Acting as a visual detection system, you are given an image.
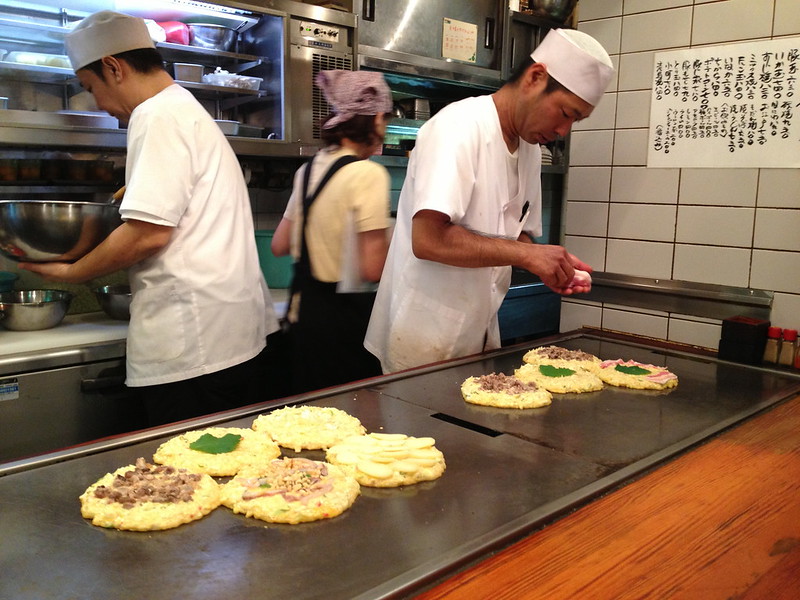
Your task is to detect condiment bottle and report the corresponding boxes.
[779,329,798,367]
[763,326,782,364]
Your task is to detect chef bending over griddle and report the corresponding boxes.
[365,29,614,373]
[21,11,278,424]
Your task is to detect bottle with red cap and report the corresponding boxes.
[763,326,781,364]
[779,329,797,367]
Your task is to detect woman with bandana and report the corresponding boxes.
[271,70,393,394]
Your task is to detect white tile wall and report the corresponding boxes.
[577,0,623,21]
[602,306,669,339]
[569,130,615,166]
[575,92,617,131]
[675,206,755,247]
[611,129,649,165]
[610,167,679,204]
[566,167,612,201]
[751,250,800,294]
[692,0,775,45]
[678,169,759,207]
[564,235,607,270]
[770,293,800,332]
[757,170,800,208]
[615,90,651,129]
[754,210,800,251]
[608,203,677,241]
[668,315,722,350]
[775,0,800,36]
[617,51,655,91]
[565,201,609,236]
[560,299,602,331]
[606,239,674,278]
[673,245,752,287]
[563,0,800,341]
[620,8,692,53]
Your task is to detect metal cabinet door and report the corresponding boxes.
[357,0,503,69]
[0,360,146,463]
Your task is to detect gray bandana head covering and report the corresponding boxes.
[316,70,392,129]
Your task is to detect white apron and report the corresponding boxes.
[365,95,542,373]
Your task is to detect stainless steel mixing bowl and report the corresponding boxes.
[0,200,122,262]
[0,289,73,330]
[188,23,236,51]
[531,0,578,21]
[94,284,131,320]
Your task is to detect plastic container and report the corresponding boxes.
[763,326,781,363]
[779,329,797,366]
[203,71,262,90]
[0,271,17,292]
[255,230,293,289]
[214,119,239,136]
[173,62,203,82]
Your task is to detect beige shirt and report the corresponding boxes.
[284,147,390,282]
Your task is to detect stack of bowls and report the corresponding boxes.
[0,289,73,330]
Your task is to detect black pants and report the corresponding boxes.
[140,349,267,427]
[288,280,381,394]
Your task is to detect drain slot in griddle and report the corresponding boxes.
[432,413,503,437]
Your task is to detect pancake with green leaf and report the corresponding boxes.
[522,345,602,374]
[153,427,281,476]
[515,362,604,394]
[597,359,678,390]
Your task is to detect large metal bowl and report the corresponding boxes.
[0,200,122,263]
[188,23,236,51]
[531,0,578,21]
[0,289,73,330]
[94,284,131,320]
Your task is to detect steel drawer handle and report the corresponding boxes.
[80,375,126,393]
[484,17,495,50]
[362,0,375,22]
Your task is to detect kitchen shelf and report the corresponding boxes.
[0,16,72,46]
[157,42,265,72]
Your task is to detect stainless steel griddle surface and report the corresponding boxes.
[2,333,799,600]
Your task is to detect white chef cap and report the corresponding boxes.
[530,29,614,107]
[65,11,155,72]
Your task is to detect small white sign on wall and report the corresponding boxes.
[442,17,477,63]
[647,37,800,168]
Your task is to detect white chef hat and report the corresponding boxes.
[530,29,614,107]
[65,11,155,72]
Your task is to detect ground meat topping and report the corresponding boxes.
[476,373,540,394]
[92,457,202,509]
[534,346,596,361]
[241,457,332,503]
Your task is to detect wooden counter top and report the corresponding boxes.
[416,393,800,599]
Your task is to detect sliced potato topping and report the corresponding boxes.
[328,433,443,478]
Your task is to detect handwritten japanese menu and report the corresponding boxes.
[442,17,477,64]
[647,37,799,168]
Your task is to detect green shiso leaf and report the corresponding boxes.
[615,365,651,376]
[539,364,575,378]
[189,433,242,454]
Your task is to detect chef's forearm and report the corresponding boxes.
[70,220,172,281]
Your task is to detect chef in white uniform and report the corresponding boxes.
[365,29,614,373]
[21,11,278,424]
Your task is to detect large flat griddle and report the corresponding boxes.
[2,333,799,600]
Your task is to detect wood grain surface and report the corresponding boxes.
[416,395,800,599]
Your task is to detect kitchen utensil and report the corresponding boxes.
[108,185,126,206]
[173,62,203,82]
[530,0,578,22]
[188,23,236,51]
[0,270,17,292]
[0,200,123,262]
[0,289,73,330]
[94,284,131,320]
[214,120,240,135]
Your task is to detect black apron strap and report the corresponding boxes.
[291,154,360,300]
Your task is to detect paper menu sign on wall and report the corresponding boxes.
[647,37,800,168]
[442,17,477,63]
